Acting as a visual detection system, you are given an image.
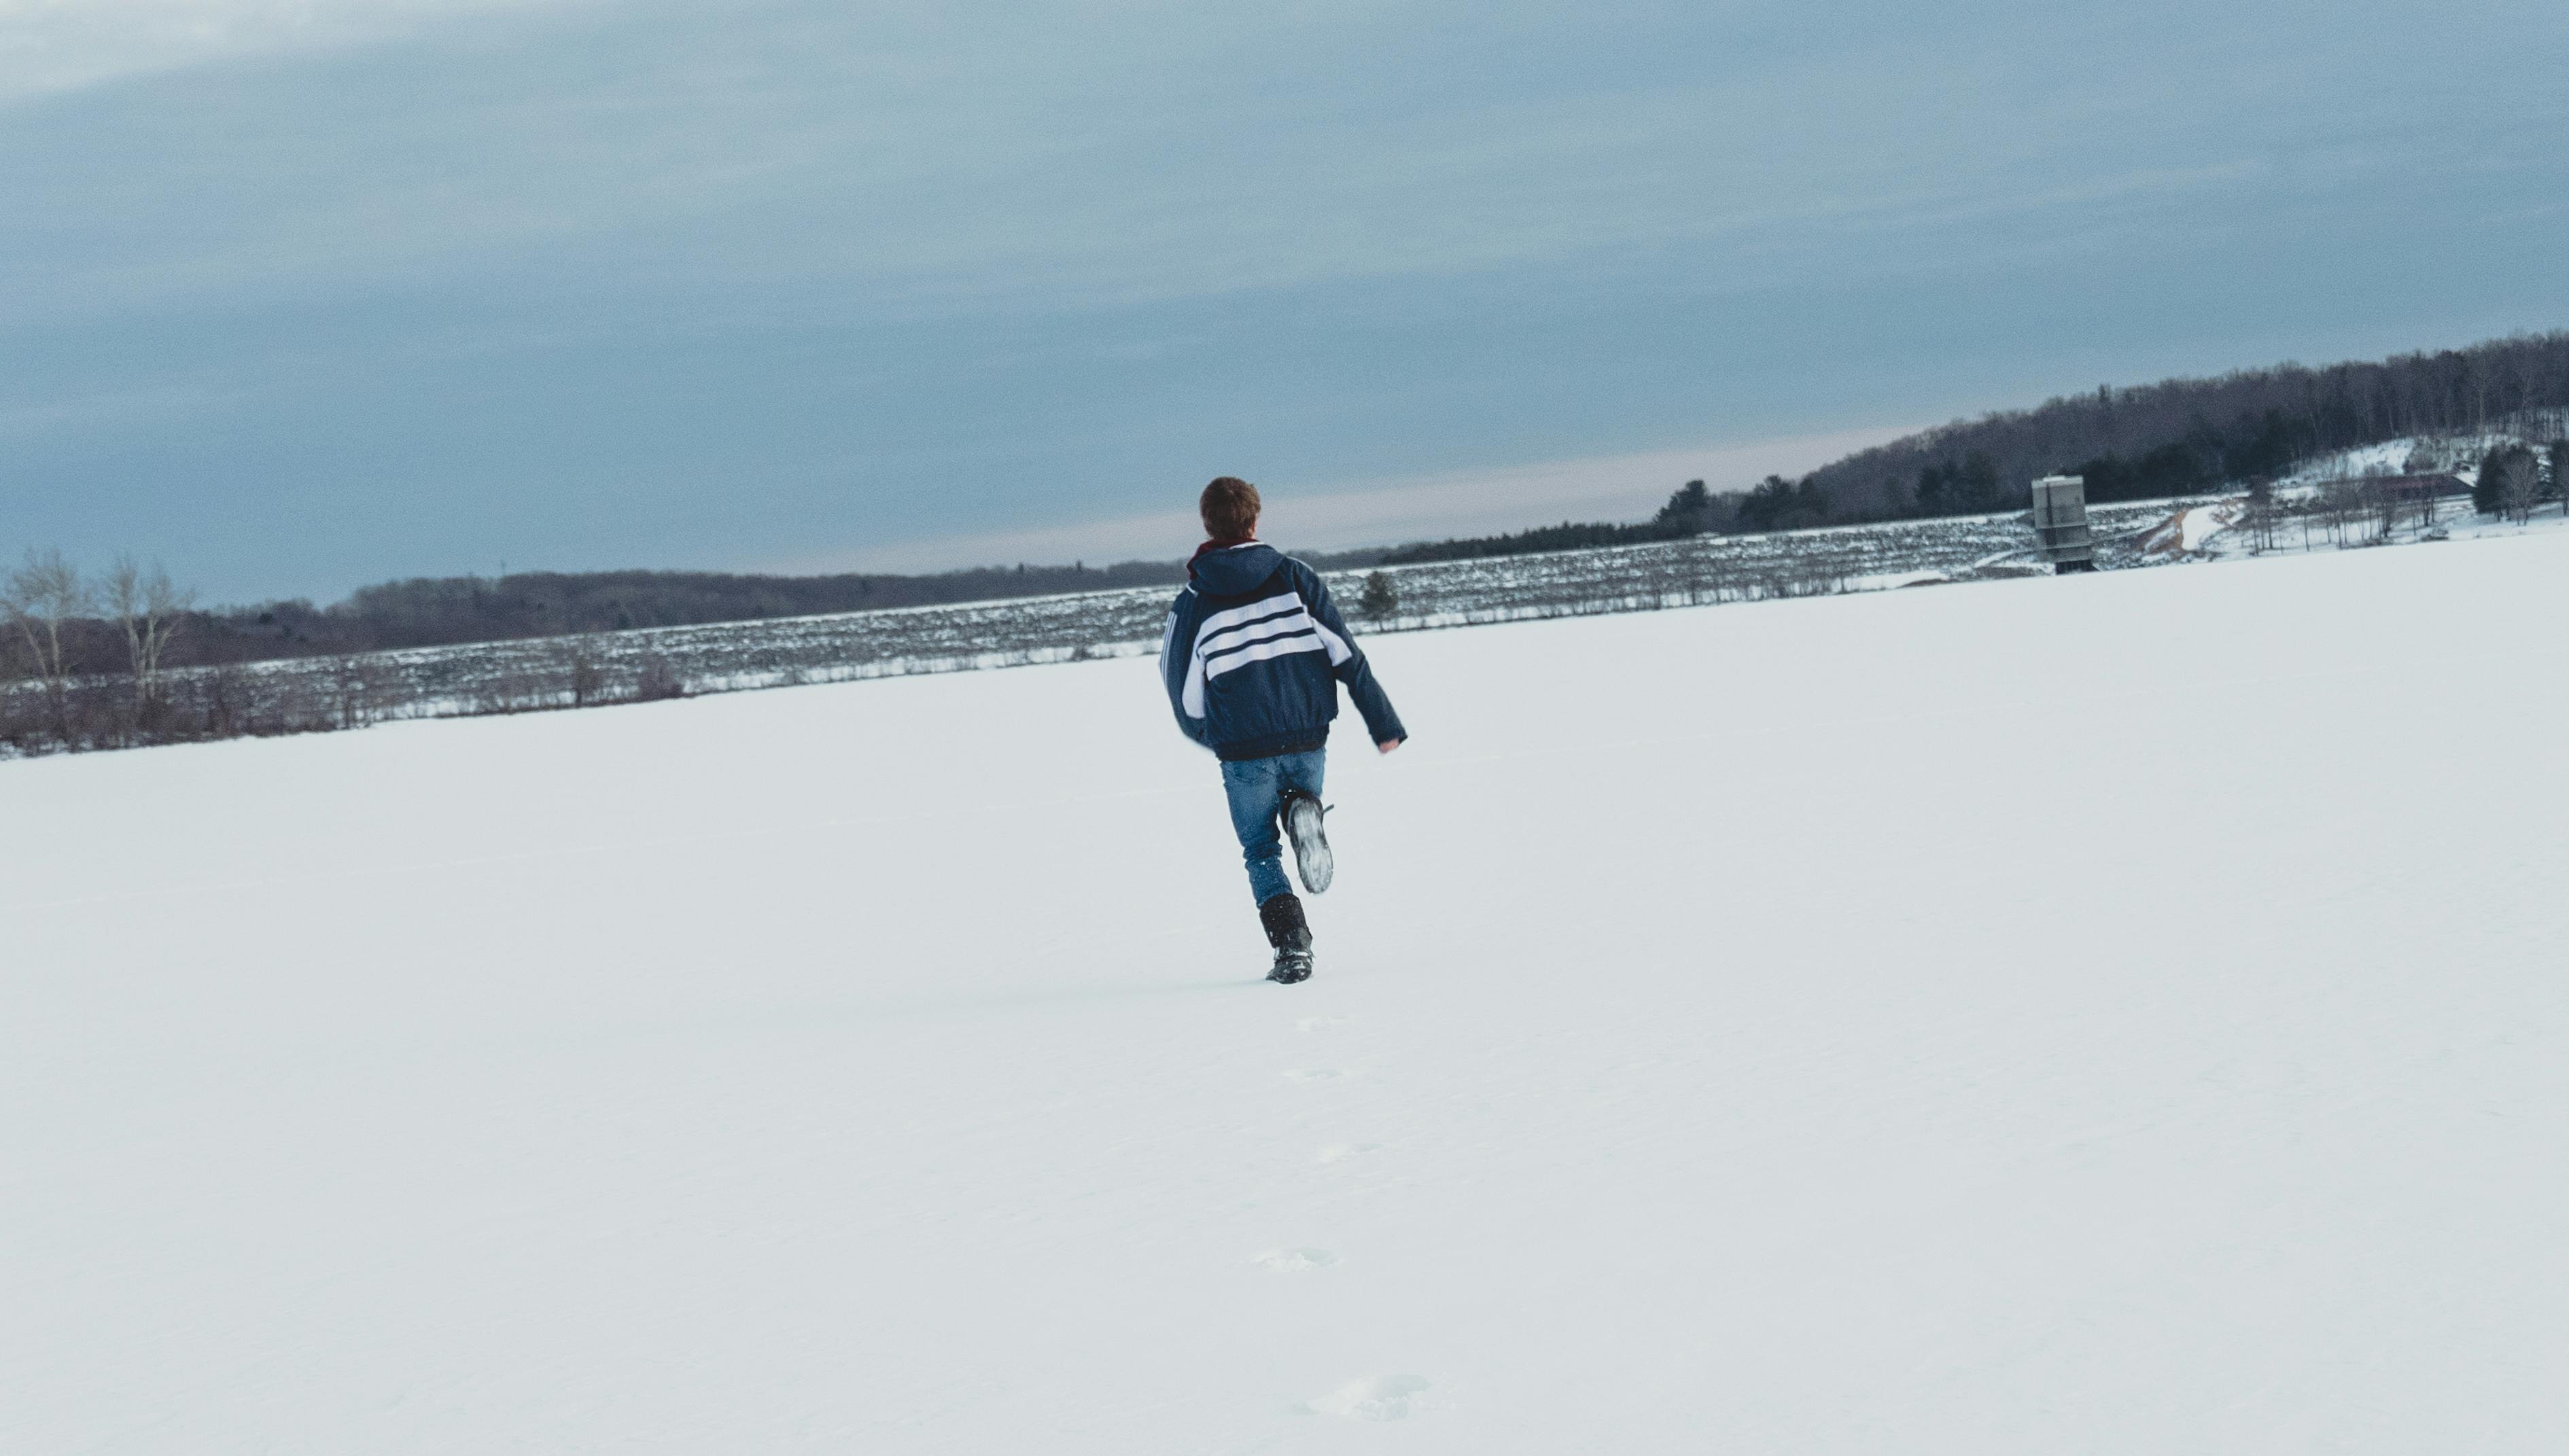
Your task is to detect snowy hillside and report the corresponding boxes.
[6,531,2569,1451]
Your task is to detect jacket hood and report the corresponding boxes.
[1186,541,1286,597]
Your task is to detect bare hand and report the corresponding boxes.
[1377,738,1404,754]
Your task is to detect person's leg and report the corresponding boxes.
[1276,748,1333,893]
[1277,747,1327,802]
[1220,756,1294,906]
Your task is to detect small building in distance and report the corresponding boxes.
[2353,473,2467,504]
[2332,473,2467,533]
[2030,475,2095,573]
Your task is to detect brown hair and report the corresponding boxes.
[1199,476,1261,541]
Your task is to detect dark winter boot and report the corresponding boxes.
[1259,892,1314,984]
[1280,789,1333,895]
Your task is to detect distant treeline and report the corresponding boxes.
[5,550,1419,683]
[1370,468,1881,565]
[250,561,1187,656]
[1375,331,2569,565]
[217,548,1451,664]
[179,544,1417,667]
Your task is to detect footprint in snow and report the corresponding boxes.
[1252,1247,1339,1273]
[1284,1068,1350,1082]
[1315,1142,1380,1164]
[1295,1016,1349,1032]
[1301,1374,1431,1422]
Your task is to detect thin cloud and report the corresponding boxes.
[0,0,582,102]
[784,425,1915,575]
[0,1,2335,326]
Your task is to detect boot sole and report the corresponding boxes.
[1284,795,1333,895]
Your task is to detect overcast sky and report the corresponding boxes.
[3,0,2564,602]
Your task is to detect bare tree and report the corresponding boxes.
[2371,478,2406,539]
[3,548,97,746]
[2315,480,2361,547]
[104,555,196,730]
[633,654,686,701]
[201,659,246,739]
[324,653,376,730]
[1357,571,1399,624]
[2487,446,2542,525]
[2243,476,2278,553]
[558,634,608,707]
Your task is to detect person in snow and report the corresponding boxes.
[1159,476,1407,984]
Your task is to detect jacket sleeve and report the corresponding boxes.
[1159,593,1215,749]
[1297,565,1408,745]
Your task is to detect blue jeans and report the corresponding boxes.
[1221,749,1326,905]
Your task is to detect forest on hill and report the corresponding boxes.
[1801,331,2569,520]
[1382,332,2569,560]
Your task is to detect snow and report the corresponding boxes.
[2139,501,2244,555]
[2279,421,2562,494]
[2277,438,2419,486]
[7,532,2569,1451]
[1853,567,1952,590]
[2180,502,2239,550]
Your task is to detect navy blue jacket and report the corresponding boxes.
[1159,543,1405,760]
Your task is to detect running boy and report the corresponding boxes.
[1159,476,1407,983]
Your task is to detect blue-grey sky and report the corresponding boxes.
[3,0,2564,603]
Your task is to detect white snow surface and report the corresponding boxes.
[2277,438,2422,485]
[2139,501,2244,556]
[7,534,2569,1451]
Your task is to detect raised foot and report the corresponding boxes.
[1282,791,1334,895]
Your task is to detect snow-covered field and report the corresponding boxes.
[6,531,2568,1452]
